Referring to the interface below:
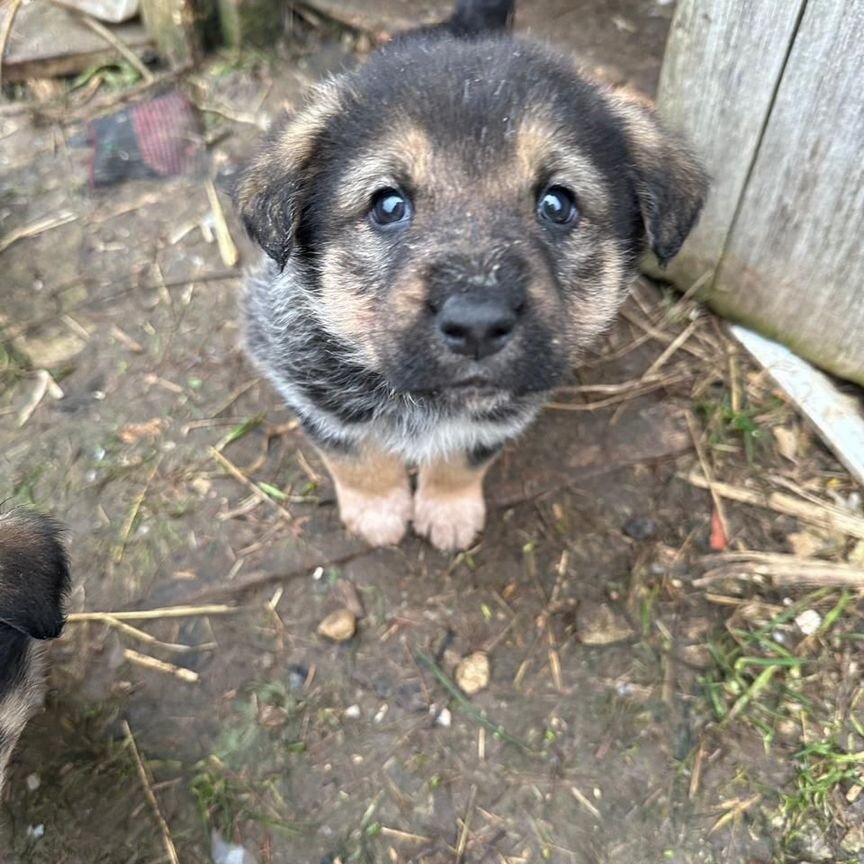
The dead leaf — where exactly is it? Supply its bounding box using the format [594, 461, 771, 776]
[119, 418, 166, 443]
[773, 426, 798, 462]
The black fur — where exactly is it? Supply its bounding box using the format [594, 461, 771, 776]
[0, 509, 70, 698]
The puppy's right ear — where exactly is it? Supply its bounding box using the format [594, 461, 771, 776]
[235, 79, 344, 269]
[0, 509, 70, 641]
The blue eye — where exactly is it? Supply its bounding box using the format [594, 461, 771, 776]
[370, 188, 412, 228]
[537, 186, 579, 227]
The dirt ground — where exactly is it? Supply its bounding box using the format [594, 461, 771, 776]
[2, 3, 864, 863]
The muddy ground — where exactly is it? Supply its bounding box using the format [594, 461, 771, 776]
[2, 3, 864, 863]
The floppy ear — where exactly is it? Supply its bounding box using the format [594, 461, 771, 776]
[612, 98, 709, 267]
[0, 509, 70, 641]
[234, 79, 344, 270]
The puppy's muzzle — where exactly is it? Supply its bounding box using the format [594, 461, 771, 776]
[428, 252, 528, 361]
[437, 292, 522, 360]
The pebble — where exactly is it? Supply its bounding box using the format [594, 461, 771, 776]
[576, 602, 635, 645]
[622, 516, 658, 541]
[344, 704, 361, 720]
[435, 707, 452, 728]
[211, 828, 259, 864]
[455, 652, 490, 695]
[795, 609, 822, 636]
[26, 773, 41, 792]
[317, 608, 357, 642]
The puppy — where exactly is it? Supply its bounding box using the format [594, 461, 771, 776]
[236, 0, 707, 551]
[0, 509, 70, 794]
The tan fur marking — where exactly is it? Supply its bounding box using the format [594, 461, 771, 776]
[335, 124, 435, 215]
[514, 114, 609, 212]
[320, 445, 412, 547]
[414, 454, 495, 552]
[236, 77, 345, 216]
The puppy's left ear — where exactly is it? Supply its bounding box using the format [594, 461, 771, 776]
[0, 509, 70, 640]
[234, 79, 344, 269]
[612, 98, 709, 267]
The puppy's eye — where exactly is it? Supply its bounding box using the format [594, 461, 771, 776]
[537, 186, 579, 227]
[370, 188, 412, 228]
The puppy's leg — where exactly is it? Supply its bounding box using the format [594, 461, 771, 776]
[319, 445, 412, 547]
[414, 447, 498, 552]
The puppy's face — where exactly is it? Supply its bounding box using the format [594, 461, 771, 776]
[238, 37, 706, 399]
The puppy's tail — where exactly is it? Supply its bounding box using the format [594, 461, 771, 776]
[0, 508, 70, 640]
[447, 0, 515, 37]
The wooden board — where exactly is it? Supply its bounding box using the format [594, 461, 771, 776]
[655, 0, 805, 290]
[1, 1, 151, 82]
[713, 0, 864, 384]
[139, 0, 200, 66]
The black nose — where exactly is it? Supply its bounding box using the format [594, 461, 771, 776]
[437, 294, 520, 360]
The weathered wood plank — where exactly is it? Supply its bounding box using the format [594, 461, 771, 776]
[0, 2, 151, 82]
[714, 0, 864, 383]
[655, 0, 805, 288]
[139, 0, 200, 66]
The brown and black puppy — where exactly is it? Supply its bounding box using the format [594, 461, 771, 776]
[0, 509, 70, 794]
[237, 0, 707, 551]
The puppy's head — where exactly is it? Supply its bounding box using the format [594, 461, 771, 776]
[237, 36, 706, 399]
[0, 508, 70, 791]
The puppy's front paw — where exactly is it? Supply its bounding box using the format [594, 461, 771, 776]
[414, 489, 486, 552]
[336, 484, 413, 547]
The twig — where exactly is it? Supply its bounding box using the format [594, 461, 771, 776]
[16, 370, 50, 427]
[123, 720, 180, 864]
[685, 412, 729, 545]
[695, 552, 864, 589]
[0, 0, 23, 91]
[124, 647, 199, 683]
[640, 319, 700, 381]
[0, 211, 78, 255]
[210, 447, 293, 522]
[78, 13, 154, 82]
[415, 649, 534, 753]
[546, 370, 687, 411]
[570, 785, 601, 818]
[683, 470, 864, 541]
[113, 456, 163, 563]
[67, 604, 237, 623]
[174, 549, 371, 604]
[456, 784, 477, 863]
[205, 179, 239, 268]
[99, 615, 214, 654]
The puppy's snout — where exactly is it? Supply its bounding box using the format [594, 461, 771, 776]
[437, 293, 521, 360]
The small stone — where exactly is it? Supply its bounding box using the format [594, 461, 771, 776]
[286, 664, 308, 689]
[211, 828, 259, 864]
[576, 602, 634, 645]
[435, 707, 452, 728]
[373, 704, 388, 723]
[622, 516, 658, 541]
[26, 773, 41, 792]
[795, 609, 822, 636]
[317, 608, 357, 642]
[455, 652, 490, 695]
[26, 825, 45, 840]
[344, 704, 361, 720]
[677, 644, 713, 669]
